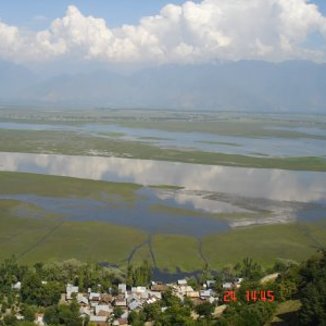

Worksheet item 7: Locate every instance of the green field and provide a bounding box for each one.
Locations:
[0,170,140,201]
[202,222,326,268]
[152,234,204,272]
[1,172,325,273]
[0,199,147,266]
[2,201,324,272]
[117,118,326,140]
[1,129,326,171]
[1,108,325,140]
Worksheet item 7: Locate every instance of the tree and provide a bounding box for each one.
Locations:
[143,302,162,321]
[21,274,61,307]
[21,304,37,322]
[44,305,60,325]
[240,257,263,281]
[113,306,123,319]
[127,311,146,326]
[195,302,215,318]
[298,249,326,325]
[2,314,18,326]
[44,301,82,326]
[217,301,276,326]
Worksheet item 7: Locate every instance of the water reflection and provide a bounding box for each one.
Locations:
[1,152,325,203]
[1,122,326,157]
[0,193,229,237]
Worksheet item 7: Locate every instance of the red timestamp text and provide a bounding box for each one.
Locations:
[223,290,275,303]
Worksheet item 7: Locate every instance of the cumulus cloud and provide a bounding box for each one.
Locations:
[0,0,326,64]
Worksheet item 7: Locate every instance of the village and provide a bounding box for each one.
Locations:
[11,277,244,326]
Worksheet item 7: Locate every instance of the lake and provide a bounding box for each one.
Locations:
[1,121,326,157]
[0,152,325,237]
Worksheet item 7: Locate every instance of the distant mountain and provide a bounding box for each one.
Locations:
[0,60,38,99]
[2,60,326,112]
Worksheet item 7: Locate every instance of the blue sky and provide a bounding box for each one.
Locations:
[0,0,198,29]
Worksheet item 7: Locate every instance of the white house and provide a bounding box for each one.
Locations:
[66,284,79,300]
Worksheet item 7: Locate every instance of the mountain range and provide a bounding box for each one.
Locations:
[1,60,326,112]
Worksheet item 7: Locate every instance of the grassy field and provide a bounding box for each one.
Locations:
[0,171,140,201]
[1,129,326,171]
[117,118,326,140]
[202,222,326,268]
[1,108,324,140]
[1,198,325,271]
[152,234,204,272]
[0,199,147,266]
[0,172,325,272]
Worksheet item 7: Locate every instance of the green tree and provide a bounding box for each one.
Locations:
[113,306,123,319]
[298,249,326,325]
[143,302,162,321]
[240,257,263,281]
[195,302,215,318]
[21,304,37,322]
[44,305,60,325]
[2,314,18,326]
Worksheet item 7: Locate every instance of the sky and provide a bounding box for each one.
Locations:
[0,0,195,29]
[1,0,326,67]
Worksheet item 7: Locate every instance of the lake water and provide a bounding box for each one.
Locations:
[1,121,326,157]
[0,152,325,237]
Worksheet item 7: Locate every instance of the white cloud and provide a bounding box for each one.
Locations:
[0,0,326,65]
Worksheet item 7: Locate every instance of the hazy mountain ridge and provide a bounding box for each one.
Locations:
[1,60,326,111]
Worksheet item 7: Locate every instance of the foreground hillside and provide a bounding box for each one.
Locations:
[0,249,325,325]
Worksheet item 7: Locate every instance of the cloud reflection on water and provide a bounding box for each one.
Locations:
[1,152,325,203]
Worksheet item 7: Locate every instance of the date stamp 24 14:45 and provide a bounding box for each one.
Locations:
[223,290,275,303]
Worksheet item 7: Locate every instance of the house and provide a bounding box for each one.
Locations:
[89,315,108,325]
[200,289,211,299]
[206,280,216,288]
[146,297,158,305]
[131,286,147,294]
[101,293,114,304]
[118,283,127,293]
[79,306,91,317]
[77,293,89,306]
[222,282,233,289]
[95,304,113,316]
[235,277,244,288]
[148,291,162,300]
[131,286,148,299]
[128,299,140,311]
[89,292,101,302]
[186,291,200,299]
[12,281,21,291]
[114,294,127,307]
[113,318,128,326]
[177,285,194,296]
[208,296,216,304]
[150,283,168,292]
[66,284,79,300]
[177,279,187,286]
[35,313,45,326]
